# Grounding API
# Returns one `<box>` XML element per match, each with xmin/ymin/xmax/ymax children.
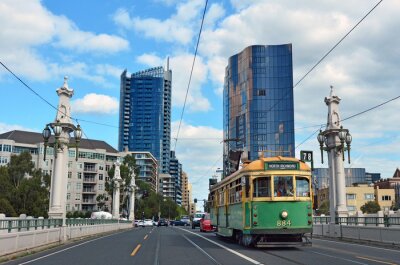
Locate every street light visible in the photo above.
<box><xmin>318</xmin><ymin>126</ymin><xmax>352</xmax><ymax>164</ymax></box>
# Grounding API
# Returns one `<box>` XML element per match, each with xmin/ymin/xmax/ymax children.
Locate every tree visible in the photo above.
<box><xmin>0</xmin><ymin>198</ymin><xmax>17</xmax><ymax>217</ymax></box>
<box><xmin>0</xmin><ymin>152</ymin><xmax>50</xmax><ymax>217</ymax></box>
<box><xmin>317</xmin><ymin>200</ymin><xmax>330</xmax><ymax>215</ymax></box>
<box><xmin>96</xmin><ymin>193</ymin><xmax>109</xmax><ymax>211</ymax></box>
<box><xmin>360</xmin><ymin>201</ymin><xmax>381</xmax><ymax>214</ymax></box>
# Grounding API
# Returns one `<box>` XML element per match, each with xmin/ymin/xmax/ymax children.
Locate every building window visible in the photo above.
<box><xmin>98</xmin><ymin>184</ymin><xmax>104</xmax><ymax>191</ymax></box>
<box><xmin>2</xmin><ymin>145</ymin><xmax>12</xmax><ymax>152</ymax></box>
<box><xmin>67</xmin><ymin>183</ymin><xmax>71</xmax><ymax>191</ymax></box>
<box><xmin>382</xmin><ymin>195</ymin><xmax>391</xmax><ymax>201</ymax></box>
<box><xmin>77</xmin><ymin>172</ymin><xmax>82</xmax><ymax>179</ymax></box>
<box><xmin>99</xmin><ymin>164</ymin><xmax>104</xmax><ymax>171</ymax></box>
<box><xmin>364</xmin><ymin>193</ymin><xmax>374</xmax><ymax>200</ymax></box>
<box><xmin>75</xmin><ymin>193</ymin><xmax>81</xmax><ymax>201</ymax></box>
<box><xmin>99</xmin><ymin>174</ymin><xmax>103</xmax><ymax>181</ymax></box>
<box><xmin>257</xmin><ymin>89</ymin><xmax>266</xmax><ymax>96</ymax></box>
<box><xmin>346</xmin><ymin>194</ymin><xmax>356</xmax><ymax>200</ymax></box>
<box><xmin>106</xmin><ymin>165</ymin><xmax>110</xmax><ymax>171</ymax></box>
<box><xmin>68</xmin><ymin>172</ymin><xmax>72</xmax><ymax>179</ymax></box>
<box><xmin>66</xmin><ymin>204</ymin><xmax>70</xmax><ymax>211</ymax></box>
<box><xmin>76</xmin><ymin>183</ymin><xmax>82</xmax><ymax>191</ymax></box>
<box><xmin>68</xmin><ymin>161</ymin><xmax>72</xmax><ymax>168</ymax></box>
<box><xmin>74</xmin><ymin>204</ymin><xmax>80</xmax><ymax>211</ymax></box>
<box><xmin>67</xmin><ymin>193</ymin><xmax>71</xmax><ymax>200</ymax></box>
<box><xmin>347</xmin><ymin>205</ymin><xmax>356</xmax><ymax>211</ymax></box>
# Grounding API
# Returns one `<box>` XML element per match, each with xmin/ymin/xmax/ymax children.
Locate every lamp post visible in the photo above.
<box><xmin>317</xmin><ymin>86</ymin><xmax>352</xmax><ymax>224</ymax></box>
<box><xmin>42</xmin><ymin>77</ymin><xmax>82</xmax><ymax>226</ymax></box>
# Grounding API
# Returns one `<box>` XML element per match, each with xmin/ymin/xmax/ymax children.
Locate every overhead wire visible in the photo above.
<box><xmin>173</xmin><ymin>0</ymin><xmax>208</xmax><ymax>151</ymax></box>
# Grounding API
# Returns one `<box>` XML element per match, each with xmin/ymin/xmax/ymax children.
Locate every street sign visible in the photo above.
<box><xmin>300</xmin><ymin>150</ymin><xmax>314</xmax><ymax>171</ymax></box>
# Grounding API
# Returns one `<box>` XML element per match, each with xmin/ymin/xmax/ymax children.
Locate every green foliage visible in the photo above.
<box><xmin>317</xmin><ymin>200</ymin><xmax>330</xmax><ymax>215</ymax></box>
<box><xmin>361</xmin><ymin>201</ymin><xmax>381</xmax><ymax>214</ymax></box>
<box><xmin>96</xmin><ymin>193</ymin><xmax>109</xmax><ymax>211</ymax></box>
<box><xmin>0</xmin><ymin>152</ymin><xmax>50</xmax><ymax>217</ymax></box>
<box><xmin>0</xmin><ymin>198</ymin><xmax>17</xmax><ymax>217</ymax></box>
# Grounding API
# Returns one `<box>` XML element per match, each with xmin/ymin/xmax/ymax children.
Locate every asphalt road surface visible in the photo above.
<box><xmin>2</xmin><ymin>226</ymin><xmax>399</xmax><ymax>265</ymax></box>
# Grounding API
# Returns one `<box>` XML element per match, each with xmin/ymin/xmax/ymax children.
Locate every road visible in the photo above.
<box><xmin>2</xmin><ymin>226</ymin><xmax>399</xmax><ymax>265</ymax></box>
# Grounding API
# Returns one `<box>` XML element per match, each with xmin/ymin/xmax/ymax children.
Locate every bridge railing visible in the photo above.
<box><xmin>0</xmin><ymin>218</ymin><xmax>132</xmax><ymax>233</ymax></box>
<box><xmin>0</xmin><ymin>218</ymin><xmax>63</xmax><ymax>233</ymax></box>
<box><xmin>313</xmin><ymin>216</ymin><xmax>400</xmax><ymax>227</ymax></box>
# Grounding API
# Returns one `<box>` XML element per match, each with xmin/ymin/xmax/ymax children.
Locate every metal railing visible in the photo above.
<box><xmin>0</xmin><ymin>218</ymin><xmax>132</xmax><ymax>233</ymax></box>
<box><xmin>0</xmin><ymin>218</ymin><xmax>63</xmax><ymax>233</ymax></box>
<box><xmin>313</xmin><ymin>216</ymin><xmax>400</xmax><ymax>227</ymax></box>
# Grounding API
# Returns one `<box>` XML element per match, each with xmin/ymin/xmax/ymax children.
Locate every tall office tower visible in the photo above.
<box><xmin>170</xmin><ymin>151</ymin><xmax>182</xmax><ymax>205</ymax></box>
<box><xmin>223</xmin><ymin>44</ymin><xmax>295</xmax><ymax>177</ymax></box>
<box><xmin>119</xmin><ymin>62</ymin><xmax>172</xmax><ymax>174</ymax></box>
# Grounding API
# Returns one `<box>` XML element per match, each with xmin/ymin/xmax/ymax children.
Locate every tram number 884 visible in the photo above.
<box><xmin>276</xmin><ymin>220</ymin><xmax>292</xmax><ymax>227</ymax></box>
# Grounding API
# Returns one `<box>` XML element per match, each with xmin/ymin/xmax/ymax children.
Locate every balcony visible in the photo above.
<box><xmin>82</xmin><ymin>188</ymin><xmax>96</xmax><ymax>194</ymax></box>
<box><xmin>83</xmin><ymin>178</ymin><xmax>96</xmax><ymax>183</ymax></box>
<box><xmin>82</xmin><ymin>200</ymin><xmax>96</xmax><ymax>204</ymax></box>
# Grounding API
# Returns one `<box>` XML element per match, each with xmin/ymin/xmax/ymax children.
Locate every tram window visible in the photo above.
<box><xmin>253</xmin><ymin>177</ymin><xmax>271</xmax><ymax>197</ymax></box>
<box><xmin>296</xmin><ymin>177</ymin><xmax>310</xmax><ymax>197</ymax></box>
<box><xmin>274</xmin><ymin>176</ymin><xmax>294</xmax><ymax>197</ymax></box>
<box><xmin>243</xmin><ymin>176</ymin><xmax>250</xmax><ymax>197</ymax></box>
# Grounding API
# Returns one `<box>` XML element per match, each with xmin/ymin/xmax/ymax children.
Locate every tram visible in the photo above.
<box><xmin>208</xmin><ymin>156</ymin><xmax>313</xmax><ymax>247</ymax></box>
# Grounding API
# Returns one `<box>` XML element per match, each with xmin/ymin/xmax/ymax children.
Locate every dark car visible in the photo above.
<box><xmin>171</xmin><ymin>219</ymin><xmax>186</xmax><ymax>226</ymax></box>
<box><xmin>158</xmin><ymin>218</ymin><xmax>168</xmax><ymax>227</ymax></box>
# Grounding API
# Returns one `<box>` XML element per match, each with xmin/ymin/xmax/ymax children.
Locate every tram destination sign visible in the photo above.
<box><xmin>265</xmin><ymin>162</ymin><xmax>299</xmax><ymax>170</ymax></box>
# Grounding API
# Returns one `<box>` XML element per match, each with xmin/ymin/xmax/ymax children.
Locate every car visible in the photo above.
<box><xmin>180</xmin><ymin>217</ymin><xmax>190</xmax><ymax>226</ymax></box>
<box><xmin>133</xmin><ymin>220</ymin><xmax>139</xmax><ymax>227</ymax></box>
<box><xmin>171</xmin><ymin>219</ymin><xmax>186</xmax><ymax>226</ymax></box>
<box><xmin>192</xmin><ymin>212</ymin><xmax>206</xmax><ymax>229</ymax></box>
<box><xmin>158</xmin><ymin>218</ymin><xmax>168</xmax><ymax>227</ymax></box>
<box><xmin>200</xmin><ymin>213</ymin><xmax>214</xmax><ymax>232</ymax></box>
<box><xmin>140</xmin><ymin>219</ymin><xmax>154</xmax><ymax>227</ymax></box>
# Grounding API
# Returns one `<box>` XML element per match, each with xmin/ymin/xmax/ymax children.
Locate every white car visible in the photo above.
<box><xmin>141</xmin><ymin>219</ymin><xmax>153</xmax><ymax>227</ymax></box>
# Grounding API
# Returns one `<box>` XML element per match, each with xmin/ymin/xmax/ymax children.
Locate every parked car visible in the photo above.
<box><xmin>200</xmin><ymin>213</ymin><xmax>214</xmax><ymax>232</ymax></box>
<box><xmin>192</xmin><ymin>212</ymin><xmax>206</xmax><ymax>229</ymax></box>
<box><xmin>158</xmin><ymin>218</ymin><xmax>168</xmax><ymax>227</ymax></box>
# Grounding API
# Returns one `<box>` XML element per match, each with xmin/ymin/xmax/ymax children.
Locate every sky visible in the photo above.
<box><xmin>0</xmin><ymin>0</ymin><xmax>399</xmax><ymax>208</ymax></box>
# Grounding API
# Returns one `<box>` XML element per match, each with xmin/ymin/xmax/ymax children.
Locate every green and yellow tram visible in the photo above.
<box><xmin>209</xmin><ymin>156</ymin><xmax>313</xmax><ymax>247</ymax></box>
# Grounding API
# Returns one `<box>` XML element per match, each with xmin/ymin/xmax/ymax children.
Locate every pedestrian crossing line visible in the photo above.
<box><xmin>130</xmin><ymin>244</ymin><xmax>142</xmax><ymax>256</ymax></box>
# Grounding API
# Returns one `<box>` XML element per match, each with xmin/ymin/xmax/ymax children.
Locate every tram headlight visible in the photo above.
<box><xmin>281</xmin><ymin>210</ymin><xmax>288</xmax><ymax>219</ymax></box>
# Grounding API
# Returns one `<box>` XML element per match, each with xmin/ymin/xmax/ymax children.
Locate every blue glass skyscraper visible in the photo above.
<box><xmin>223</xmin><ymin>44</ymin><xmax>295</xmax><ymax>176</ymax></box>
<box><xmin>119</xmin><ymin>65</ymin><xmax>172</xmax><ymax>174</ymax></box>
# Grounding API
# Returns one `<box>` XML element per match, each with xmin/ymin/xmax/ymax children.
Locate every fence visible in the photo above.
<box><xmin>313</xmin><ymin>216</ymin><xmax>400</xmax><ymax>227</ymax></box>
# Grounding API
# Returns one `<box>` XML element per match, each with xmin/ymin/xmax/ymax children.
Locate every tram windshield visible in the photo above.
<box><xmin>253</xmin><ymin>177</ymin><xmax>271</xmax><ymax>197</ymax></box>
<box><xmin>274</xmin><ymin>176</ymin><xmax>294</xmax><ymax>197</ymax></box>
<box><xmin>296</xmin><ymin>176</ymin><xmax>310</xmax><ymax>197</ymax></box>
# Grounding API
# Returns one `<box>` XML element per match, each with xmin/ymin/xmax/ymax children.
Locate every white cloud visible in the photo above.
<box><xmin>0</xmin><ymin>0</ymin><xmax>128</xmax><ymax>81</ymax></box>
<box><xmin>172</xmin><ymin>121</ymin><xmax>223</xmax><ymax>197</ymax></box>
<box><xmin>95</xmin><ymin>64</ymin><xmax>124</xmax><ymax>79</ymax></box>
<box><xmin>136</xmin><ymin>53</ymin><xmax>164</xmax><ymax>67</ymax></box>
<box><xmin>0</xmin><ymin>122</ymin><xmax>37</xmax><ymax>134</ymax></box>
<box><xmin>112</xmin><ymin>0</ymin><xmax>205</xmax><ymax>45</ymax></box>
<box><xmin>71</xmin><ymin>93</ymin><xmax>119</xmax><ymax>114</ymax></box>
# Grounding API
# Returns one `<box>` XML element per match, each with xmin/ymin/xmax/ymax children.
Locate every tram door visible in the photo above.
<box><xmin>243</xmin><ymin>176</ymin><xmax>251</xmax><ymax>228</ymax></box>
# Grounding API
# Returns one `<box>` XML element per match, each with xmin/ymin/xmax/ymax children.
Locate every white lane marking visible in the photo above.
<box><xmin>18</xmin><ymin>230</ymin><xmax>128</xmax><ymax>265</ymax></box>
<box><xmin>309</xmin><ymin>250</ymin><xmax>368</xmax><ymax>265</ymax></box>
<box><xmin>176</xmin><ymin>228</ymin><xmax>264</xmax><ymax>265</ymax></box>
<box><xmin>182</xmin><ymin>234</ymin><xmax>222</xmax><ymax>265</ymax></box>
<box><xmin>313</xmin><ymin>238</ymin><xmax>400</xmax><ymax>253</ymax></box>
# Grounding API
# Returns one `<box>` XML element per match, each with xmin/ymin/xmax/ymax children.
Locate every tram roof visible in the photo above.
<box><xmin>211</xmin><ymin>156</ymin><xmax>311</xmax><ymax>190</ymax></box>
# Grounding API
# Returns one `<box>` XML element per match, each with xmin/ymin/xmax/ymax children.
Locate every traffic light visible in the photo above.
<box><xmin>194</xmin><ymin>198</ymin><xmax>197</xmax><ymax>203</ymax></box>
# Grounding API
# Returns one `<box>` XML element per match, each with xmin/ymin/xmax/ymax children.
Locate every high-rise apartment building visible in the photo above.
<box><xmin>170</xmin><ymin>151</ymin><xmax>182</xmax><ymax>205</ymax></box>
<box><xmin>223</xmin><ymin>44</ymin><xmax>295</xmax><ymax>177</ymax></box>
<box><xmin>119</xmin><ymin>63</ymin><xmax>172</xmax><ymax>174</ymax></box>
<box><xmin>181</xmin><ymin>171</ymin><xmax>189</xmax><ymax>211</ymax></box>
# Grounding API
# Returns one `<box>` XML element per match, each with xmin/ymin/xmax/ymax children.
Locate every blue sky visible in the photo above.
<box><xmin>1</xmin><ymin>0</ymin><xmax>399</xmax><ymax>206</ymax></box>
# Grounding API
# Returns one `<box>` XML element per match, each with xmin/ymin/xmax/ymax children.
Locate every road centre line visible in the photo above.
<box><xmin>356</xmin><ymin>256</ymin><xmax>397</xmax><ymax>265</ymax></box>
<box><xmin>176</xmin><ymin>228</ymin><xmax>264</xmax><ymax>265</ymax></box>
<box><xmin>130</xmin><ymin>244</ymin><xmax>141</xmax><ymax>256</ymax></box>
<box><xmin>182</xmin><ymin>234</ymin><xmax>222</xmax><ymax>265</ymax></box>
<box><xmin>18</xmin><ymin>230</ymin><xmax>127</xmax><ymax>265</ymax></box>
